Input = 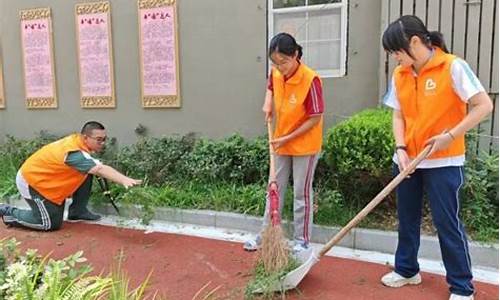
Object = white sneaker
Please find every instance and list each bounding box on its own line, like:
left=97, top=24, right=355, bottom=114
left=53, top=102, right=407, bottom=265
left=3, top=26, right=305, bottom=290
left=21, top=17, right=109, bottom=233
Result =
left=243, top=235, right=261, bottom=251
left=449, top=294, right=474, bottom=300
left=381, top=271, right=422, bottom=287
left=291, top=242, right=309, bottom=255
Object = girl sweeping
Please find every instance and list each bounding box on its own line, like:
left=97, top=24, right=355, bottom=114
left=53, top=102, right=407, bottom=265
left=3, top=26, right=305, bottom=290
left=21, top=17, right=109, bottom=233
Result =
left=243, top=32, right=324, bottom=254
left=381, top=15, right=492, bottom=300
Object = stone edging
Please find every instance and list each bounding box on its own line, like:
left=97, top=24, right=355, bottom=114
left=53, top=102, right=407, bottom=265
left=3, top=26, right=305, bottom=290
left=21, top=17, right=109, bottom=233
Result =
left=91, top=203, right=499, bottom=269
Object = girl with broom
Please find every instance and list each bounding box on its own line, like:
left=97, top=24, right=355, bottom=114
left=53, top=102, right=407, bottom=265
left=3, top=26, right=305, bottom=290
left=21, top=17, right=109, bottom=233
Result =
left=381, top=15, right=492, bottom=300
left=243, top=32, right=324, bottom=254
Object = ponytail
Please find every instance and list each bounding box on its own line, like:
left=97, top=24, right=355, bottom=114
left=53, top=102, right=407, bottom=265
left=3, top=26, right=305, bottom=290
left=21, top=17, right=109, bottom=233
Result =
left=296, top=44, right=303, bottom=60
left=428, top=31, right=449, bottom=53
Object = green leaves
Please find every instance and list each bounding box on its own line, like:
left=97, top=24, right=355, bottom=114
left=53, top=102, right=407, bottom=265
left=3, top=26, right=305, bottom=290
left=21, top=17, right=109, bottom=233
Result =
left=0, top=132, right=60, bottom=199
left=322, top=108, right=394, bottom=208
left=1, top=121, right=498, bottom=242
left=181, top=134, right=268, bottom=185
left=109, top=134, right=196, bottom=186
left=0, top=238, right=160, bottom=300
left=324, top=108, right=393, bottom=176
left=103, top=133, right=269, bottom=186
left=245, top=257, right=301, bottom=299
left=461, top=151, right=499, bottom=242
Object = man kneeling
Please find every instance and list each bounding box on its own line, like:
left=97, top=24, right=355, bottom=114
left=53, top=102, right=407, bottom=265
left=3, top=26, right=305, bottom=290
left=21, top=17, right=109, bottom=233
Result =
left=0, top=121, right=142, bottom=231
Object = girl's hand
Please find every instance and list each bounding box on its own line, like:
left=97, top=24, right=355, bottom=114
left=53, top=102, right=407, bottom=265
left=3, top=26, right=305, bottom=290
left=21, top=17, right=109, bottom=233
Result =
left=425, top=132, right=454, bottom=156
left=270, top=136, right=289, bottom=150
left=396, top=149, right=413, bottom=174
left=262, top=103, right=273, bottom=122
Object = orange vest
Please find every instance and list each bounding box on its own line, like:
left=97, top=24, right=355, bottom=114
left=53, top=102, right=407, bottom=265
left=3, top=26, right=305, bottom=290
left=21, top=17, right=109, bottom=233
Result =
left=272, top=64, right=323, bottom=155
left=20, top=134, right=92, bottom=205
left=394, top=48, right=466, bottom=159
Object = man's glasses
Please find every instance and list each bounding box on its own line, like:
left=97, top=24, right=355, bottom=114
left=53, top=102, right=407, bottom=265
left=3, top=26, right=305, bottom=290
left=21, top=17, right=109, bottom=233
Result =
left=86, top=135, right=107, bottom=144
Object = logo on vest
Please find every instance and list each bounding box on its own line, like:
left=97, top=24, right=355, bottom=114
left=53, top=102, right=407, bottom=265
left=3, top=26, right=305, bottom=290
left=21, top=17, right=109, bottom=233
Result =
left=289, top=94, right=297, bottom=104
left=424, top=78, right=437, bottom=96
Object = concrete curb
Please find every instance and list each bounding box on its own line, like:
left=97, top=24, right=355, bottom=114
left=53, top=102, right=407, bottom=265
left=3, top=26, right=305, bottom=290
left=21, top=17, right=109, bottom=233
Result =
left=4, top=197, right=497, bottom=269
left=89, top=203, right=499, bottom=269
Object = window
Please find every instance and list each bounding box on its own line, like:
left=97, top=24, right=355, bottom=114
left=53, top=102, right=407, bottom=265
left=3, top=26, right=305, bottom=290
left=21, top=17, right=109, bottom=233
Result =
left=268, top=0, right=348, bottom=77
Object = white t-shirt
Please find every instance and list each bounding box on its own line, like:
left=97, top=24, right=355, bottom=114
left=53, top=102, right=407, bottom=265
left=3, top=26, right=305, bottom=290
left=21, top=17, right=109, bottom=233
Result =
left=383, top=58, right=485, bottom=169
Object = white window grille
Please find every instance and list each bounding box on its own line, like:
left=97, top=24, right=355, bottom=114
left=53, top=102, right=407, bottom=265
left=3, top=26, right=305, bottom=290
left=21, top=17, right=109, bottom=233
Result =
left=268, top=0, right=348, bottom=77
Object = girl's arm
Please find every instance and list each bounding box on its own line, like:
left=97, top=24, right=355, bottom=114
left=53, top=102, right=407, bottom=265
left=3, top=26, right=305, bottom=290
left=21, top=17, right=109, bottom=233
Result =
left=262, top=89, right=273, bottom=122
left=426, top=92, right=493, bottom=153
left=393, top=109, right=406, bottom=147
left=448, top=92, right=493, bottom=138
left=270, top=115, right=321, bottom=149
left=393, top=109, right=412, bottom=172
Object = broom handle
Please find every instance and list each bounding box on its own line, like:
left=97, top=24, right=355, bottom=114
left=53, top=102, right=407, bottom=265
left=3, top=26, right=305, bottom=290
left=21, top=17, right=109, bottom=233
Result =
left=267, top=121, right=276, bottom=181
left=318, top=144, right=432, bottom=258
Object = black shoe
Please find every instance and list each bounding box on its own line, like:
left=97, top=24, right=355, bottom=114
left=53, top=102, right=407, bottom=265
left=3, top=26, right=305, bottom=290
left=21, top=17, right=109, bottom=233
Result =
left=67, top=211, right=102, bottom=222
left=2, top=216, right=21, bottom=228
left=0, top=204, right=12, bottom=216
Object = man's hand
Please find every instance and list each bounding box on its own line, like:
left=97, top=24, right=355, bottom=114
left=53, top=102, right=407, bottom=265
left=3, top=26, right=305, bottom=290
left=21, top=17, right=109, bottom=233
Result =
left=122, top=177, right=142, bottom=189
left=93, top=164, right=142, bottom=189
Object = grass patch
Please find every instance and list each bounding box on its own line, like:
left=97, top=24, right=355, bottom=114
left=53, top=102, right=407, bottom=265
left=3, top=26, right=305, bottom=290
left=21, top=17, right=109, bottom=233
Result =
left=244, top=256, right=301, bottom=299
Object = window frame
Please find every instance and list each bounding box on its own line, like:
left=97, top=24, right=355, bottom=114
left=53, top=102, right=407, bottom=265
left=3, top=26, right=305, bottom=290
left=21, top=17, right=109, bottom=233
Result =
left=267, top=0, right=348, bottom=78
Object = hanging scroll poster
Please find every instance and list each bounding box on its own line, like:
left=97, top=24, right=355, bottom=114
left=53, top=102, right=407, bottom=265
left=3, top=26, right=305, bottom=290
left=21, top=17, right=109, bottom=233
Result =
left=0, top=54, right=4, bottom=109
left=138, top=0, right=180, bottom=108
left=20, top=7, right=57, bottom=109
left=76, top=1, right=115, bottom=108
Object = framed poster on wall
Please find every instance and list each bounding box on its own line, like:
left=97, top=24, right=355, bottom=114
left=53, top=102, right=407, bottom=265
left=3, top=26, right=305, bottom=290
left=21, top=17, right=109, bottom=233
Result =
left=0, top=53, right=4, bottom=109
left=75, top=1, right=115, bottom=108
left=138, top=0, right=180, bottom=108
left=20, top=7, right=57, bottom=109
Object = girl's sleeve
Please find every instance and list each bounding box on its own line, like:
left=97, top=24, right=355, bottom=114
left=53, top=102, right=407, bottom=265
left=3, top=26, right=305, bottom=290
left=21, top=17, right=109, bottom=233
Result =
left=304, top=77, right=324, bottom=115
left=267, top=72, right=273, bottom=92
left=451, top=59, right=486, bottom=103
left=383, top=75, right=400, bottom=110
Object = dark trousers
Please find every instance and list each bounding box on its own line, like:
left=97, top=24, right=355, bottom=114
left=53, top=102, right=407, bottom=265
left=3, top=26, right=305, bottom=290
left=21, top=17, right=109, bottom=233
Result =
left=7, top=175, right=93, bottom=231
left=393, top=164, right=474, bottom=296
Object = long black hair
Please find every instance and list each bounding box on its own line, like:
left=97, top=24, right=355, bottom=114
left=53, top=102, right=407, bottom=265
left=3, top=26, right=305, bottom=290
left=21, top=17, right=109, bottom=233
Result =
left=382, top=15, right=448, bottom=58
left=268, top=32, right=303, bottom=60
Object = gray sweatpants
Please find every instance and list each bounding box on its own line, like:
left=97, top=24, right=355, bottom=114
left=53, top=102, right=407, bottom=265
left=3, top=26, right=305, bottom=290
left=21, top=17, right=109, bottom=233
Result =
left=261, top=153, right=319, bottom=245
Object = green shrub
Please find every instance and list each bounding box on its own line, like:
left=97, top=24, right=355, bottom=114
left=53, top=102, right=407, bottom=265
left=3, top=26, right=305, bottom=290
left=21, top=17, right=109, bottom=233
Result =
left=110, top=134, right=196, bottom=185
left=0, top=132, right=59, bottom=170
left=461, top=151, right=499, bottom=241
left=1, top=125, right=498, bottom=242
left=324, top=108, right=393, bottom=176
left=323, top=108, right=394, bottom=206
left=182, top=134, right=268, bottom=184
left=0, top=132, right=60, bottom=199
left=314, top=189, right=355, bottom=226
left=103, top=134, right=269, bottom=186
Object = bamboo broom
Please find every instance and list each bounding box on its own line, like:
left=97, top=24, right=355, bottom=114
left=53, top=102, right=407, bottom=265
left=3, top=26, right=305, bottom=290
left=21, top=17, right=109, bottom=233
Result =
left=259, top=121, right=289, bottom=274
